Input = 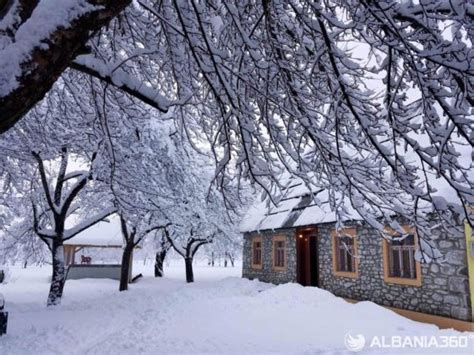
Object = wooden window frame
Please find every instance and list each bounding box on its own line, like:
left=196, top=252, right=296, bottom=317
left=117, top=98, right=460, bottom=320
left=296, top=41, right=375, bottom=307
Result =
left=272, top=235, right=287, bottom=272
left=382, top=226, right=422, bottom=287
left=251, top=235, right=263, bottom=270
left=331, top=228, right=359, bottom=279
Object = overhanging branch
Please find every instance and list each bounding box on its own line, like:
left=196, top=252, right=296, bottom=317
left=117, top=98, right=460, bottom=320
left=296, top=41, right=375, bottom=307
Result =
left=71, top=55, right=192, bottom=113
left=0, top=0, right=132, bottom=134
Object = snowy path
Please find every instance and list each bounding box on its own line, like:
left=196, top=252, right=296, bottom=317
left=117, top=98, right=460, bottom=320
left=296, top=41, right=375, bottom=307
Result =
left=0, top=263, right=471, bottom=354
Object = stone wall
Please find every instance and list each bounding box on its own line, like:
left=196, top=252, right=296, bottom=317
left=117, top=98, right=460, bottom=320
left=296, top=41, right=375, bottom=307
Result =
left=242, top=222, right=472, bottom=321
left=242, top=229, right=297, bottom=284
left=317, top=222, right=471, bottom=321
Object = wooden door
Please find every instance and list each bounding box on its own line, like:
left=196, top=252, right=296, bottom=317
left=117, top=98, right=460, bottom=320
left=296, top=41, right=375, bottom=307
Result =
left=296, top=228, right=319, bottom=287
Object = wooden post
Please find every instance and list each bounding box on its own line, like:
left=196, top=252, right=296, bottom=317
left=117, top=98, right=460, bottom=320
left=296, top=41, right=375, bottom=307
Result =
left=67, top=245, right=73, bottom=266
left=64, top=245, right=78, bottom=266
left=64, top=246, right=69, bottom=266
left=71, top=246, right=76, bottom=265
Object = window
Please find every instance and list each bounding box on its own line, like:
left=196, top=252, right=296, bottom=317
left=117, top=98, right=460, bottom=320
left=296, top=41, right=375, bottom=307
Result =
left=382, top=227, right=422, bottom=287
left=336, top=236, right=355, bottom=272
left=273, top=236, right=286, bottom=271
left=251, top=236, right=263, bottom=269
left=331, top=228, right=358, bottom=278
left=387, top=234, right=416, bottom=279
left=253, top=240, right=262, bottom=265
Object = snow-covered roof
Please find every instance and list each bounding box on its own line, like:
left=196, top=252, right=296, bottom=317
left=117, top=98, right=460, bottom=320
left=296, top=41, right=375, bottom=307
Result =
left=64, top=215, right=124, bottom=247
left=240, top=180, right=362, bottom=233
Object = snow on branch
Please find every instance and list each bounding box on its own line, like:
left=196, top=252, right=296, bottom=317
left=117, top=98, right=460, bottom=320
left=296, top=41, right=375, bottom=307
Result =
left=64, top=206, right=117, bottom=240
left=61, top=170, right=90, bottom=183
left=0, top=0, right=96, bottom=97
left=71, top=55, right=191, bottom=113
left=0, top=0, right=131, bottom=134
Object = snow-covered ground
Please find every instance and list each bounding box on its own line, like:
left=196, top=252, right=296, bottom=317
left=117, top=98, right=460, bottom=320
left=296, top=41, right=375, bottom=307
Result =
left=0, top=261, right=472, bottom=354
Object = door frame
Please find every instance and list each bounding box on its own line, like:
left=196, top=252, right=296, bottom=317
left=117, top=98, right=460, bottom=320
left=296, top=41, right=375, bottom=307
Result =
left=296, top=226, right=319, bottom=286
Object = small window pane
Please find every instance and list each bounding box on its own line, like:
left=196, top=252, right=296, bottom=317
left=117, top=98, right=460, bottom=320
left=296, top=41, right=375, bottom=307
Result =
left=274, top=239, right=285, bottom=268
left=253, top=239, right=262, bottom=266
left=336, top=235, right=356, bottom=273
left=387, top=235, right=416, bottom=279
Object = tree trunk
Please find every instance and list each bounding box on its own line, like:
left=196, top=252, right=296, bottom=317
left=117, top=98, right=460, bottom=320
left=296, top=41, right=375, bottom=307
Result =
left=47, top=242, right=66, bottom=306
left=227, top=252, right=235, bottom=267
left=0, top=0, right=132, bottom=134
left=119, top=244, right=133, bottom=291
left=154, top=250, right=167, bottom=277
left=185, top=257, right=194, bottom=283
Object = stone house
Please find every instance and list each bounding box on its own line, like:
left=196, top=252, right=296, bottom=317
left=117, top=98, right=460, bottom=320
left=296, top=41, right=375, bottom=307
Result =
left=241, top=180, right=474, bottom=330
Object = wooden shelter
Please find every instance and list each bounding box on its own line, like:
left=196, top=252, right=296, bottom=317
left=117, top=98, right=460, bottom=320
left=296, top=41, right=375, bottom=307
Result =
left=64, top=215, right=134, bottom=281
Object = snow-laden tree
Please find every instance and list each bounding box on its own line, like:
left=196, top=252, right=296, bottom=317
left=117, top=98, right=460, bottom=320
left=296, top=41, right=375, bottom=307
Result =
left=166, top=226, right=214, bottom=283
left=0, top=0, right=472, bottom=257
left=0, top=46, right=243, bottom=291
left=0, top=0, right=131, bottom=132
left=117, top=214, right=168, bottom=291
left=152, top=229, right=171, bottom=278
left=141, top=0, right=472, bottom=233
left=0, top=136, right=49, bottom=267
left=86, top=81, right=245, bottom=282
left=152, top=133, right=242, bottom=283
left=0, top=215, right=49, bottom=269
left=29, top=150, right=116, bottom=305
left=1, top=146, right=116, bottom=305
left=0, top=76, right=119, bottom=305
left=92, top=97, right=243, bottom=282
left=77, top=89, right=179, bottom=289
left=203, top=240, right=241, bottom=268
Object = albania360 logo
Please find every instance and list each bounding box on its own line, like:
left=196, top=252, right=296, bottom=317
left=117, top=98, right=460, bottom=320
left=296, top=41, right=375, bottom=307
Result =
left=344, top=331, right=474, bottom=353
left=344, top=332, right=366, bottom=352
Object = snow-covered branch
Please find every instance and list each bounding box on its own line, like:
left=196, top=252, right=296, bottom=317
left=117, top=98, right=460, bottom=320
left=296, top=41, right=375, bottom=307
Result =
left=71, top=55, right=191, bottom=113
left=64, top=206, right=117, bottom=240
left=0, top=0, right=131, bottom=133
